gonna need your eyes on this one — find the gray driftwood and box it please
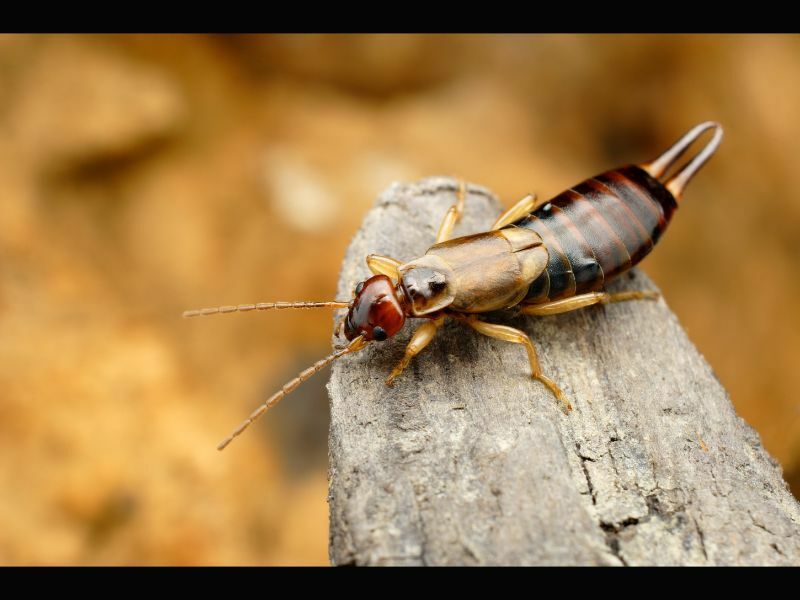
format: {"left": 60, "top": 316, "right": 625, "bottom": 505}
{"left": 327, "top": 177, "right": 800, "bottom": 566}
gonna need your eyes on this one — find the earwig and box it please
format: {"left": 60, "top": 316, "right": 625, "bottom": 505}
{"left": 185, "top": 121, "right": 723, "bottom": 450}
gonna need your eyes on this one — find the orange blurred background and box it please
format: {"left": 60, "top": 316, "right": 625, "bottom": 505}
{"left": 0, "top": 34, "right": 798, "bottom": 565}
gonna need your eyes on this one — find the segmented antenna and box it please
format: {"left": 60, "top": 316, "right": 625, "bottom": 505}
{"left": 183, "top": 301, "right": 350, "bottom": 318}
{"left": 217, "top": 335, "right": 367, "bottom": 451}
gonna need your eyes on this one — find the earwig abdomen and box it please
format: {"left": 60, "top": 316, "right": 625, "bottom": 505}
{"left": 520, "top": 165, "right": 678, "bottom": 304}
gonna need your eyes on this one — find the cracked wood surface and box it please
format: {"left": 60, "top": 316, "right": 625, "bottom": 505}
{"left": 327, "top": 177, "right": 800, "bottom": 566}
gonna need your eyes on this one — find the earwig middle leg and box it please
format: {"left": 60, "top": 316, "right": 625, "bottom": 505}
{"left": 366, "top": 254, "right": 402, "bottom": 281}
{"left": 453, "top": 314, "right": 572, "bottom": 412}
{"left": 520, "top": 290, "right": 659, "bottom": 317}
{"left": 491, "top": 193, "right": 539, "bottom": 230}
{"left": 385, "top": 315, "right": 445, "bottom": 386}
{"left": 435, "top": 180, "right": 467, "bottom": 243}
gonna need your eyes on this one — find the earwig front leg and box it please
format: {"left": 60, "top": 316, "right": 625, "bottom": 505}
{"left": 520, "top": 290, "right": 659, "bottom": 317}
{"left": 435, "top": 180, "right": 466, "bottom": 243}
{"left": 366, "top": 254, "right": 402, "bottom": 281}
{"left": 385, "top": 315, "right": 445, "bottom": 386}
{"left": 491, "top": 193, "right": 539, "bottom": 230}
{"left": 453, "top": 314, "right": 572, "bottom": 412}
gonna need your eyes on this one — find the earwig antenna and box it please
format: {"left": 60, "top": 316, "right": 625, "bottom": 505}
{"left": 640, "top": 121, "right": 723, "bottom": 199}
{"left": 183, "top": 301, "right": 350, "bottom": 319}
{"left": 217, "top": 335, "right": 367, "bottom": 451}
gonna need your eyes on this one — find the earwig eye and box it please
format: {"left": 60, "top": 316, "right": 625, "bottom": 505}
{"left": 373, "top": 326, "right": 388, "bottom": 341}
{"left": 355, "top": 281, "right": 365, "bottom": 295}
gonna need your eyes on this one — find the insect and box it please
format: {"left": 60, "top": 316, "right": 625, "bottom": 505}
{"left": 185, "top": 121, "right": 723, "bottom": 450}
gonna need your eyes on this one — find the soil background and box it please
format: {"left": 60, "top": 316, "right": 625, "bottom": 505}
{"left": 1, "top": 34, "right": 798, "bottom": 564}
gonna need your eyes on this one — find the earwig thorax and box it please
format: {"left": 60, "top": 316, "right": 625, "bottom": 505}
{"left": 397, "top": 254, "right": 456, "bottom": 315}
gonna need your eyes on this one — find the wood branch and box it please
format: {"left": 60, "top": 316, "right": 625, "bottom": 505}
{"left": 327, "top": 176, "right": 800, "bottom": 566}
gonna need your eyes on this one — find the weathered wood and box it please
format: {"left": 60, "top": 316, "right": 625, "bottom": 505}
{"left": 327, "top": 177, "right": 800, "bottom": 566}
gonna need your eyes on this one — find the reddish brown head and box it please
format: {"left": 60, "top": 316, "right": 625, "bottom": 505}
{"left": 344, "top": 274, "right": 406, "bottom": 342}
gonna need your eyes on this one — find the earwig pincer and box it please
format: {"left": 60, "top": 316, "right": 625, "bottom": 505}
{"left": 184, "top": 121, "right": 723, "bottom": 450}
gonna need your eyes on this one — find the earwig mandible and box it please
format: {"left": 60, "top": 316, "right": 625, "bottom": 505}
{"left": 184, "top": 121, "right": 723, "bottom": 451}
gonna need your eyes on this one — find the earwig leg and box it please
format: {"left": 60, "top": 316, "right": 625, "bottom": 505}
{"left": 435, "top": 180, "right": 467, "bottom": 243}
{"left": 520, "top": 290, "right": 659, "bottom": 316}
{"left": 366, "top": 254, "right": 402, "bottom": 281}
{"left": 385, "top": 316, "right": 445, "bottom": 386}
{"left": 454, "top": 314, "right": 572, "bottom": 412}
{"left": 491, "top": 193, "right": 539, "bottom": 230}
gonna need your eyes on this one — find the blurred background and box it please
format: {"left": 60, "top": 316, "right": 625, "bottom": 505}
{"left": 0, "top": 34, "right": 798, "bottom": 565}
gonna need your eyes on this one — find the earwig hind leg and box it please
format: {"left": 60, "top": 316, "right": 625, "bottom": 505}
{"left": 491, "top": 193, "right": 539, "bottom": 230}
{"left": 366, "top": 254, "right": 402, "bottom": 281}
{"left": 520, "top": 290, "right": 659, "bottom": 317}
{"left": 435, "top": 180, "right": 467, "bottom": 243}
{"left": 385, "top": 316, "right": 445, "bottom": 386}
{"left": 454, "top": 314, "right": 572, "bottom": 412}
{"left": 605, "top": 290, "right": 660, "bottom": 303}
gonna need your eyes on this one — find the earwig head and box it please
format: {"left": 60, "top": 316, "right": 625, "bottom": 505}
{"left": 397, "top": 255, "right": 456, "bottom": 316}
{"left": 344, "top": 274, "right": 406, "bottom": 342}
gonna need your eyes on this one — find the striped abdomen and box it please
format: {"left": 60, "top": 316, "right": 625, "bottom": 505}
{"left": 520, "top": 165, "right": 678, "bottom": 303}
